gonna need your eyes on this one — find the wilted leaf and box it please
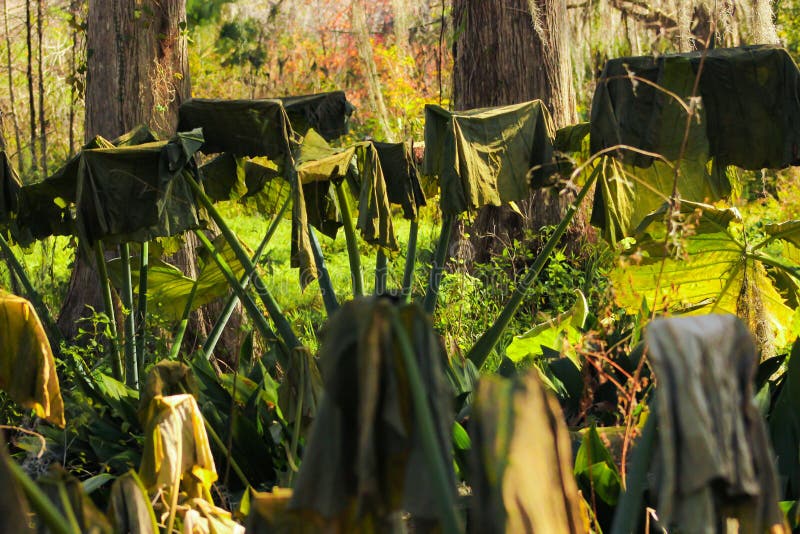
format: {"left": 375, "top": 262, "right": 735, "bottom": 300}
{"left": 138, "top": 360, "right": 198, "bottom": 425}
{"left": 243, "top": 488, "right": 311, "bottom": 533}
{"left": 139, "top": 394, "right": 217, "bottom": 501}
{"left": 107, "top": 471, "right": 158, "bottom": 534}
{"left": 646, "top": 315, "right": 787, "bottom": 533}
{"left": 277, "top": 347, "right": 322, "bottom": 430}
{"left": 423, "top": 100, "right": 555, "bottom": 215}
{"left": 289, "top": 297, "right": 455, "bottom": 528}
{"left": 181, "top": 498, "right": 244, "bottom": 534}
{"left": 0, "top": 291, "right": 65, "bottom": 426}
{"left": 469, "top": 371, "right": 588, "bottom": 534}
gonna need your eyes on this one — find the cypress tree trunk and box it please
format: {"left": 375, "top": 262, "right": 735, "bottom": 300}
{"left": 58, "top": 0, "right": 205, "bottom": 343}
{"left": 451, "top": 0, "right": 588, "bottom": 263}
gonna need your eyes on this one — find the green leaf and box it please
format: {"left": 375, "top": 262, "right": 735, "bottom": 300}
{"left": 611, "top": 201, "right": 796, "bottom": 355}
{"left": 505, "top": 290, "right": 588, "bottom": 365}
{"left": 574, "top": 425, "right": 621, "bottom": 505}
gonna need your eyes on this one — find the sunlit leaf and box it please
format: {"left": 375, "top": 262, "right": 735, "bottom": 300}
{"left": 139, "top": 394, "right": 217, "bottom": 501}
{"left": 0, "top": 291, "right": 65, "bottom": 426}
{"left": 469, "top": 371, "right": 588, "bottom": 533}
{"left": 505, "top": 289, "right": 588, "bottom": 365}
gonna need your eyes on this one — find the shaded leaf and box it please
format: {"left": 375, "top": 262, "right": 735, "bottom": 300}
{"left": 646, "top": 315, "right": 787, "bottom": 532}
{"left": 107, "top": 471, "right": 157, "bottom": 534}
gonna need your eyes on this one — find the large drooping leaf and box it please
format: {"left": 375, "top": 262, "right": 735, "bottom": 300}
{"left": 107, "top": 471, "right": 158, "bottom": 534}
{"left": 291, "top": 130, "right": 399, "bottom": 286}
{"left": 468, "top": 371, "right": 588, "bottom": 533}
{"left": 0, "top": 291, "right": 64, "bottom": 426}
{"left": 645, "top": 315, "right": 787, "bottom": 532}
{"left": 610, "top": 200, "right": 797, "bottom": 356}
{"left": 107, "top": 234, "right": 248, "bottom": 321}
{"left": 278, "top": 90, "right": 354, "bottom": 141}
{"left": 423, "top": 100, "right": 555, "bottom": 214}
{"left": 242, "top": 488, "right": 309, "bottom": 533}
{"left": 289, "top": 297, "right": 455, "bottom": 529}
{"left": 139, "top": 393, "right": 217, "bottom": 501}
{"left": 178, "top": 98, "right": 294, "bottom": 159}
{"left": 505, "top": 289, "right": 588, "bottom": 365}
{"left": 373, "top": 141, "right": 426, "bottom": 220}
{"left": 592, "top": 45, "right": 800, "bottom": 171}
{"left": 15, "top": 130, "right": 205, "bottom": 246}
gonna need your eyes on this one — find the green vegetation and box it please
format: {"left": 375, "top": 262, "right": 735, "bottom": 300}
{"left": 5, "top": 2, "right": 800, "bottom": 533}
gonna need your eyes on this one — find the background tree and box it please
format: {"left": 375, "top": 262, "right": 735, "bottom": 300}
{"left": 58, "top": 0, "right": 206, "bottom": 342}
{"left": 451, "top": 0, "right": 585, "bottom": 262}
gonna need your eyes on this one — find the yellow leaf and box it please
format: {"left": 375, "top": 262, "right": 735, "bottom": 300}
{"left": 0, "top": 291, "right": 64, "bottom": 426}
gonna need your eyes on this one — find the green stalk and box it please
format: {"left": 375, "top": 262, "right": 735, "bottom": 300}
{"left": 390, "top": 310, "right": 463, "bottom": 534}
{"left": 201, "top": 196, "right": 291, "bottom": 359}
{"left": 186, "top": 174, "right": 302, "bottom": 350}
{"left": 0, "top": 233, "right": 60, "bottom": 342}
{"left": 94, "top": 241, "right": 122, "bottom": 381}
{"left": 422, "top": 214, "right": 454, "bottom": 314}
{"left": 308, "top": 224, "right": 339, "bottom": 316}
{"left": 334, "top": 180, "right": 364, "bottom": 297}
{"left": 6, "top": 457, "right": 77, "bottom": 534}
{"left": 466, "top": 165, "right": 600, "bottom": 369}
{"left": 169, "top": 277, "right": 200, "bottom": 360}
{"left": 136, "top": 241, "right": 149, "bottom": 373}
{"left": 401, "top": 219, "right": 419, "bottom": 303}
{"left": 119, "top": 243, "right": 139, "bottom": 389}
{"left": 374, "top": 248, "right": 388, "bottom": 295}
{"left": 610, "top": 411, "right": 657, "bottom": 534}
{"left": 193, "top": 230, "right": 289, "bottom": 366}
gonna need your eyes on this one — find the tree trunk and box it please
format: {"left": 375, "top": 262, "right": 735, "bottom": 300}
{"left": 58, "top": 0, "right": 204, "bottom": 344}
{"left": 2, "top": 0, "right": 23, "bottom": 173}
{"left": 25, "top": 0, "right": 37, "bottom": 175}
{"left": 452, "top": 0, "right": 587, "bottom": 263}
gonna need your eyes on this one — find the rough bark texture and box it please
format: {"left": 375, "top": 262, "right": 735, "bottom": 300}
{"left": 58, "top": 0, "right": 201, "bottom": 340}
{"left": 452, "top": 0, "right": 587, "bottom": 263}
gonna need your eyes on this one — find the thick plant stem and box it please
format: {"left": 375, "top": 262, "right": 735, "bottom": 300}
{"left": 136, "top": 242, "right": 149, "bottom": 372}
{"left": 169, "top": 277, "right": 200, "bottom": 360}
{"left": 390, "top": 310, "right": 463, "bottom": 534}
{"left": 193, "top": 230, "right": 289, "bottom": 366}
{"left": 309, "top": 225, "right": 339, "bottom": 316}
{"left": 375, "top": 248, "right": 388, "bottom": 295}
{"left": 119, "top": 243, "right": 138, "bottom": 389}
{"left": 202, "top": 196, "right": 290, "bottom": 359}
{"left": 186, "top": 175, "right": 302, "bottom": 351}
{"left": 610, "top": 410, "right": 657, "bottom": 534}
{"left": 401, "top": 219, "right": 419, "bottom": 302}
{"left": 94, "top": 242, "right": 122, "bottom": 381}
{"left": 334, "top": 180, "right": 364, "bottom": 296}
{"left": 422, "top": 215, "right": 454, "bottom": 314}
{"left": 466, "top": 166, "right": 600, "bottom": 369}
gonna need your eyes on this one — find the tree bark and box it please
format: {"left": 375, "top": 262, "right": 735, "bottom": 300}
{"left": 452, "top": 0, "right": 587, "bottom": 263}
{"left": 2, "top": 0, "right": 23, "bottom": 173}
{"left": 59, "top": 0, "right": 201, "bottom": 342}
{"left": 25, "top": 0, "right": 37, "bottom": 175}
